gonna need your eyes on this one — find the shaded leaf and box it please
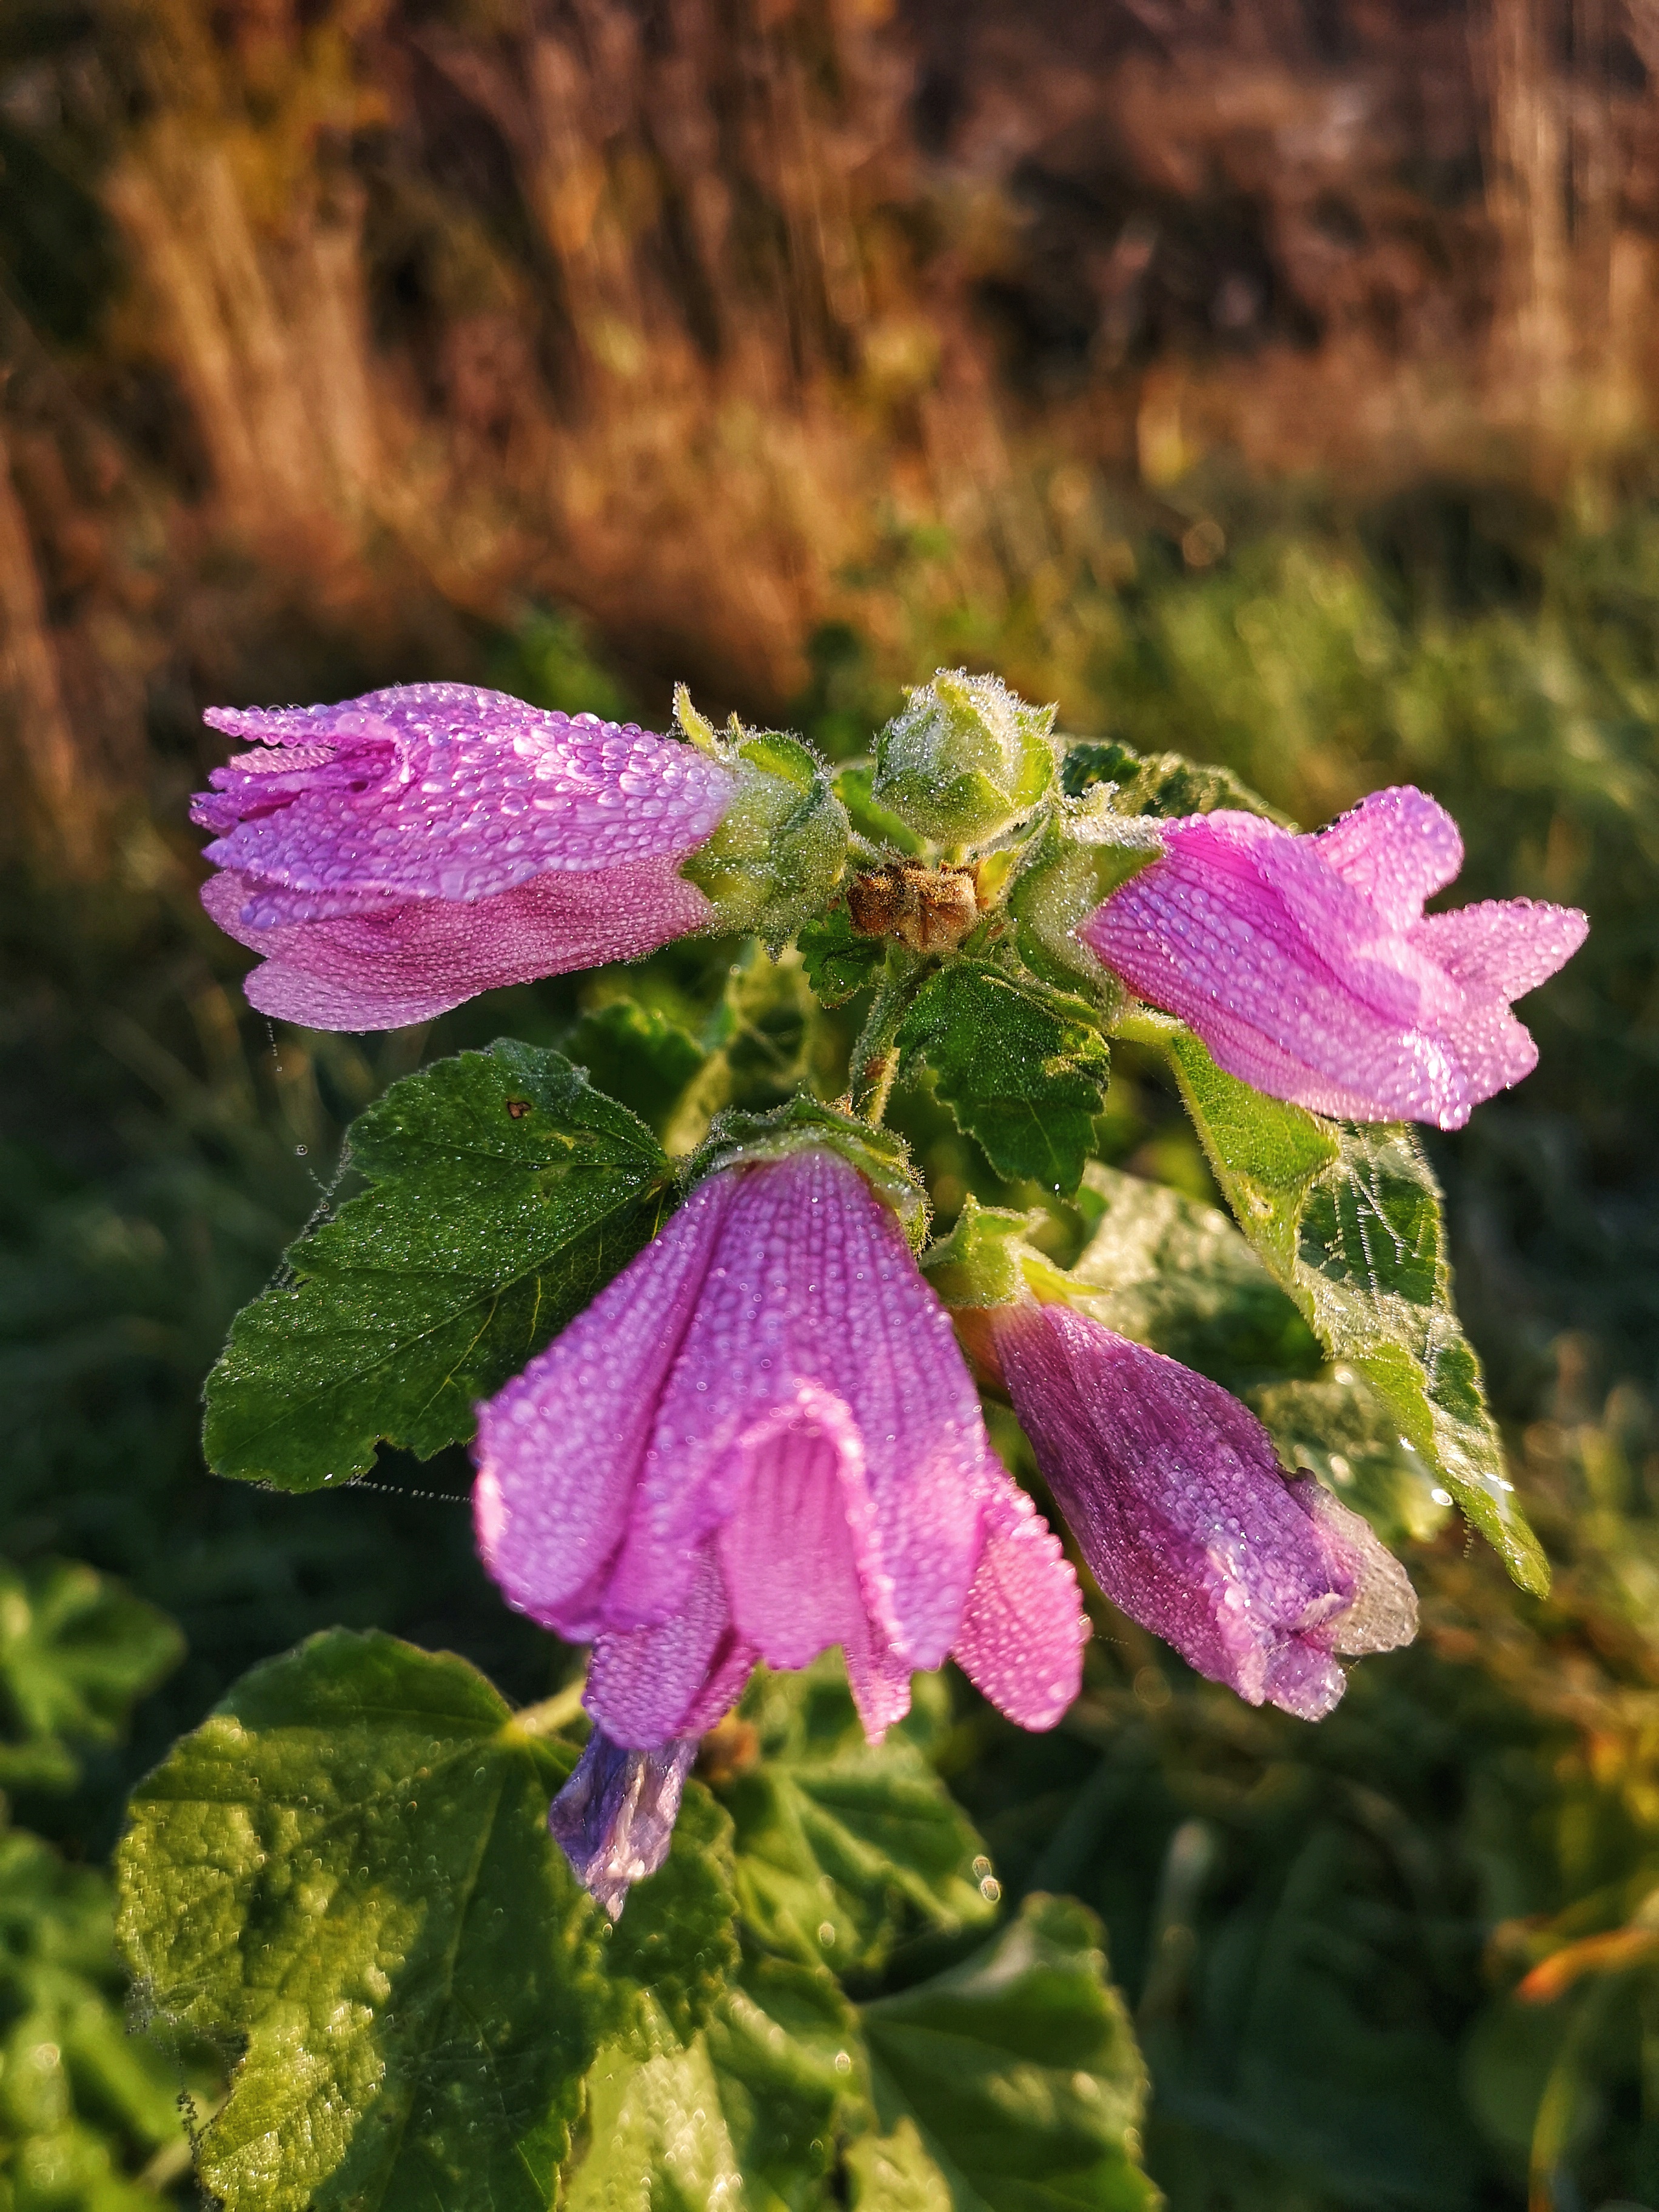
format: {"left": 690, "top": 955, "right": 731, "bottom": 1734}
{"left": 713, "top": 1664, "right": 994, "bottom": 1978}
{"left": 1059, "top": 740, "right": 1285, "bottom": 822}
{"left": 860, "top": 1894, "right": 1160, "bottom": 2212}
{"left": 603, "top": 1772, "right": 740, "bottom": 2051}
{"left": 895, "top": 963, "right": 1110, "bottom": 1196}
{"left": 799, "top": 905, "right": 886, "bottom": 1009}
{"left": 0, "top": 1558, "right": 182, "bottom": 1793}
{"left": 116, "top": 1630, "right": 605, "bottom": 2212}
{"left": 203, "top": 1041, "right": 669, "bottom": 1490}
{"left": 564, "top": 1001, "right": 708, "bottom": 1139}
{"left": 1159, "top": 1027, "right": 1547, "bottom": 1592}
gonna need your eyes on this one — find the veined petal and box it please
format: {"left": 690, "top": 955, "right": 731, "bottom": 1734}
{"left": 1311, "top": 786, "right": 1464, "bottom": 926}
{"left": 1410, "top": 898, "right": 1588, "bottom": 1000}
{"left": 585, "top": 1545, "right": 753, "bottom": 1748}
{"left": 951, "top": 1461, "right": 1088, "bottom": 1730}
{"left": 472, "top": 1174, "right": 738, "bottom": 1640}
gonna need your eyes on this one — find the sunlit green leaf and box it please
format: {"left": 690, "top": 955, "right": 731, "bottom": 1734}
{"left": 203, "top": 1042, "right": 669, "bottom": 1490}
{"left": 799, "top": 905, "right": 886, "bottom": 1009}
{"left": 860, "top": 1894, "right": 1161, "bottom": 2212}
{"left": 713, "top": 1664, "right": 994, "bottom": 1977}
{"left": 116, "top": 1631, "right": 605, "bottom": 2212}
{"left": 1158, "top": 1027, "right": 1548, "bottom": 1592}
{"left": 0, "top": 1558, "right": 182, "bottom": 1793}
{"left": 895, "top": 963, "right": 1110, "bottom": 1196}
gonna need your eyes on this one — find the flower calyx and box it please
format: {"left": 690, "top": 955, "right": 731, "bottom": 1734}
{"left": 684, "top": 1092, "right": 929, "bottom": 1247}
{"left": 920, "top": 1195, "right": 1074, "bottom": 1381}
{"left": 871, "top": 669, "right": 1058, "bottom": 848}
{"left": 675, "top": 686, "right": 850, "bottom": 947}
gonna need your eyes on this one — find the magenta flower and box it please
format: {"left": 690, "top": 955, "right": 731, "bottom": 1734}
{"left": 990, "top": 1302, "right": 1415, "bottom": 1720}
{"left": 1080, "top": 786, "right": 1587, "bottom": 1128}
{"left": 473, "top": 1145, "right": 1087, "bottom": 1909}
{"left": 191, "top": 683, "right": 736, "bottom": 1028}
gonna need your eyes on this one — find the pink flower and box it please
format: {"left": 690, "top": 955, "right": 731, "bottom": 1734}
{"left": 473, "top": 1146, "right": 1087, "bottom": 1909}
{"left": 1080, "top": 786, "right": 1587, "bottom": 1128}
{"left": 990, "top": 1303, "right": 1415, "bottom": 1720}
{"left": 192, "top": 684, "right": 736, "bottom": 1028}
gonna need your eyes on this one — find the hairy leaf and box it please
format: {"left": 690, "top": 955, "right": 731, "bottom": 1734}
{"left": 203, "top": 1041, "right": 669, "bottom": 1489}
{"left": 0, "top": 1557, "right": 182, "bottom": 1792}
{"left": 1160, "top": 1026, "right": 1547, "bottom": 1592}
{"left": 895, "top": 963, "right": 1110, "bottom": 1196}
{"left": 116, "top": 1631, "right": 605, "bottom": 2212}
{"left": 799, "top": 905, "right": 886, "bottom": 1008}
{"left": 1059, "top": 739, "right": 1285, "bottom": 822}
{"left": 860, "top": 1894, "right": 1160, "bottom": 2212}
{"left": 714, "top": 1664, "right": 994, "bottom": 1977}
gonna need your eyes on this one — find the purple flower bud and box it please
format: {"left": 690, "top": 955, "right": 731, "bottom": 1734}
{"left": 992, "top": 1302, "right": 1415, "bottom": 1719}
{"left": 191, "top": 684, "right": 736, "bottom": 1028}
{"left": 546, "top": 1729, "right": 698, "bottom": 1921}
{"left": 1080, "top": 787, "right": 1587, "bottom": 1128}
{"left": 474, "top": 1147, "right": 1088, "bottom": 1903}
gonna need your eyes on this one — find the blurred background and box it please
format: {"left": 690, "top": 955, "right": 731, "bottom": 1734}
{"left": 3, "top": 1, "right": 1659, "bottom": 2206}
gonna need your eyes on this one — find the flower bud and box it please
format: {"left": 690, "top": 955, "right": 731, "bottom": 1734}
{"left": 679, "top": 705, "right": 849, "bottom": 945}
{"left": 871, "top": 670, "right": 1057, "bottom": 848}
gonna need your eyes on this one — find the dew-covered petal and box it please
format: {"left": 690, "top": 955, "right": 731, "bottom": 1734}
{"left": 1289, "top": 1478, "right": 1418, "bottom": 1656}
{"left": 950, "top": 1461, "right": 1088, "bottom": 1730}
{"left": 609, "top": 1150, "right": 988, "bottom": 1667}
{"left": 996, "top": 1304, "right": 1381, "bottom": 1718}
{"left": 203, "top": 859, "right": 713, "bottom": 1031}
{"left": 1410, "top": 898, "right": 1588, "bottom": 1000}
{"left": 584, "top": 1545, "right": 752, "bottom": 1748}
{"left": 548, "top": 1729, "right": 699, "bottom": 1920}
{"left": 1311, "top": 786, "right": 1463, "bottom": 927}
{"left": 195, "top": 683, "right": 736, "bottom": 903}
{"left": 472, "top": 1175, "right": 738, "bottom": 1640}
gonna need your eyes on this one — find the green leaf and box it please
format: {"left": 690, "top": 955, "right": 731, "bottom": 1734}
{"left": 1059, "top": 739, "right": 1285, "bottom": 821}
{"left": 713, "top": 1663, "right": 995, "bottom": 1978}
{"left": 1159, "top": 1026, "right": 1548, "bottom": 1594}
{"left": 799, "top": 905, "right": 887, "bottom": 1008}
{"left": 894, "top": 963, "right": 1110, "bottom": 1196}
{"left": 115, "top": 1630, "right": 605, "bottom": 2212}
{"left": 1068, "top": 1163, "right": 1321, "bottom": 1392}
{"left": 0, "top": 1824, "right": 194, "bottom": 2208}
{"left": 0, "top": 1558, "right": 183, "bottom": 1792}
{"left": 203, "top": 1041, "right": 669, "bottom": 1490}
{"left": 602, "top": 1773, "right": 740, "bottom": 2052}
{"left": 564, "top": 1001, "right": 708, "bottom": 1139}
{"left": 860, "top": 1894, "right": 1161, "bottom": 2212}
{"left": 1250, "top": 1376, "right": 1454, "bottom": 1547}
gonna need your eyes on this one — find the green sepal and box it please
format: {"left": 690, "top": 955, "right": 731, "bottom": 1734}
{"left": 920, "top": 1194, "right": 1072, "bottom": 1312}
{"left": 686, "top": 1096, "right": 930, "bottom": 1250}
{"left": 680, "top": 711, "right": 851, "bottom": 946}
{"left": 201, "top": 1041, "right": 671, "bottom": 1490}
{"left": 894, "top": 960, "right": 1110, "bottom": 1196}
{"left": 835, "top": 762, "right": 929, "bottom": 857}
{"left": 1148, "top": 1019, "right": 1549, "bottom": 1594}
{"left": 1008, "top": 805, "right": 1158, "bottom": 997}
{"left": 872, "top": 671, "right": 1057, "bottom": 848}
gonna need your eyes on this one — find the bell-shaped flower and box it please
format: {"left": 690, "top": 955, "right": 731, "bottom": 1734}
{"left": 987, "top": 1301, "right": 1415, "bottom": 1720}
{"left": 192, "top": 683, "right": 739, "bottom": 1029}
{"left": 1079, "top": 786, "right": 1587, "bottom": 1128}
{"left": 473, "top": 1144, "right": 1087, "bottom": 1910}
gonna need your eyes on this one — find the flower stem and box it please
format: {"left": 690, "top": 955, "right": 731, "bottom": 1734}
{"left": 849, "top": 948, "right": 919, "bottom": 1125}
{"left": 511, "top": 1675, "right": 587, "bottom": 1739}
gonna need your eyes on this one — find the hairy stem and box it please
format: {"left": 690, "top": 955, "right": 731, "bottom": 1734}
{"left": 849, "top": 948, "right": 920, "bottom": 1124}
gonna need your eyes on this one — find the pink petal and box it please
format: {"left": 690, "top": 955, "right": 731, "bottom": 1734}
{"left": 585, "top": 1545, "right": 752, "bottom": 1748}
{"left": 1289, "top": 1478, "right": 1418, "bottom": 1656}
{"left": 951, "top": 1463, "right": 1088, "bottom": 1730}
{"left": 472, "top": 1173, "right": 739, "bottom": 1640}
{"left": 1312, "top": 786, "right": 1464, "bottom": 927}
{"left": 197, "top": 684, "right": 734, "bottom": 904}
{"left": 1410, "top": 899, "right": 1588, "bottom": 1000}
{"left": 203, "top": 860, "right": 714, "bottom": 1031}
{"left": 605, "top": 1151, "right": 987, "bottom": 1670}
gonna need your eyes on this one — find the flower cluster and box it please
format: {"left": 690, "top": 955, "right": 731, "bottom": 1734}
{"left": 193, "top": 676, "right": 1586, "bottom": 1911}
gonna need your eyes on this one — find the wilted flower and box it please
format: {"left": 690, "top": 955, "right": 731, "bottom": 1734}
{"left": 988, "top": 1301, "right": 1416, "bottom": 1720}
{"left": 474, "top": 1144, "right": 1087, "bottom": 1911}
{"left": 1080, "top": 786, "right": 1587, "bottom": 1128}
{"left": 192, "top": 683, "right": 738, "bottom": 1028}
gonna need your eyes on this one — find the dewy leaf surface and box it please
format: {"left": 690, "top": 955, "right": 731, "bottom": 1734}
{"left": 714, "top": 1666, "right": 995, "bottom": 1977}
{"left": 0, "top": 1557, "right": 183, "bottom": 1792}
{"left": 860, "top": 1895, "right": 1160, "bottom": 2212}
{"left": 1158, "top": 1025, "right": 1549, "bottom": 1593}
{"left": 895, "top": 962, "right": 1110, "bottom": 1196}
{"left": 115, "top": 1631, "right": 604, "bottom": 2212}
{"left": 203, "top": 1041, "right": 669, "bottom": 1489}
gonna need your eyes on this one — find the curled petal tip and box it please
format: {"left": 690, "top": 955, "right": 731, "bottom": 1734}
{"left": 548, "top": 1729, "right": 699, "bottom": 1920}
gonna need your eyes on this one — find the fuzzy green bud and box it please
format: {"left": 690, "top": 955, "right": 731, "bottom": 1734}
{"left": 679, "top": 705, "right": 849, "bottom": 945}
{"left": 871, "top": 669, "right": 1057, "bottom": 848}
